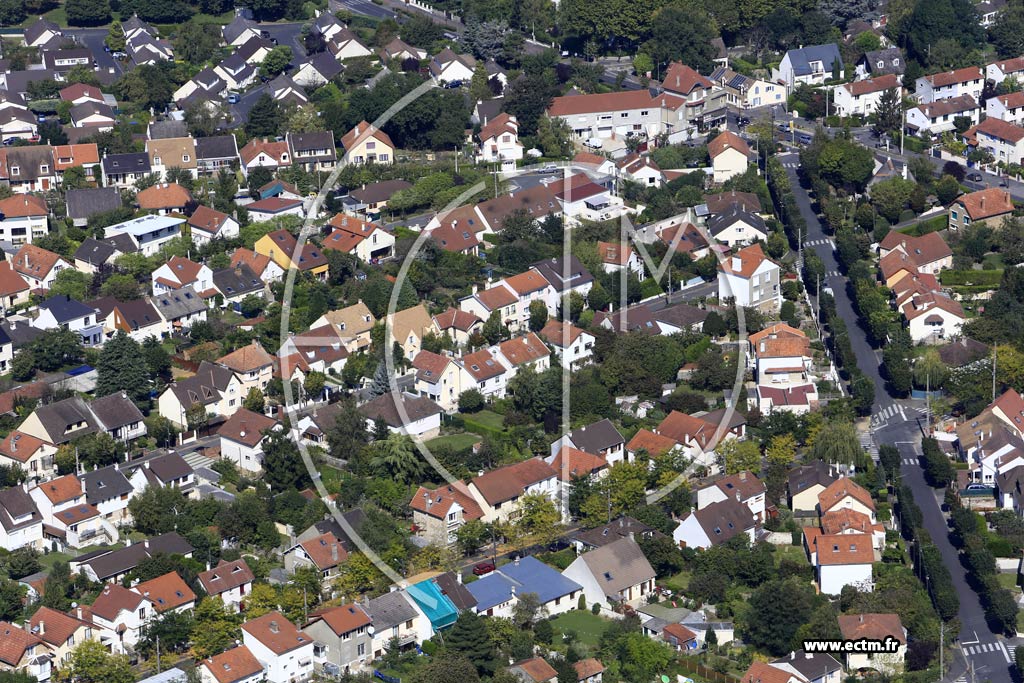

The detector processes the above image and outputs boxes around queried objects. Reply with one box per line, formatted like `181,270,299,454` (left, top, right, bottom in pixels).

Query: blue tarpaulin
407,579,458,630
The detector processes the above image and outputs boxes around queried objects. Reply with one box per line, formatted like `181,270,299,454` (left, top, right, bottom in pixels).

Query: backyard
550,610,614,647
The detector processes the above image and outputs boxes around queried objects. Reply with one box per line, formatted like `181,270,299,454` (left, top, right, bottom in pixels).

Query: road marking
898,405,907,421
999,642,1012,662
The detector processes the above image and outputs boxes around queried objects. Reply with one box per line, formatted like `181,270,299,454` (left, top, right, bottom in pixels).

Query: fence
675,657,737,683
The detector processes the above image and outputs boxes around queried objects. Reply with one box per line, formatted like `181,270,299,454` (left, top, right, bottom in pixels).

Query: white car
584,137,603,149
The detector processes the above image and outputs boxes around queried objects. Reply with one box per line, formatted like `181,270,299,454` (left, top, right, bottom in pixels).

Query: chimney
510,585,516,596
739,472,746,481
456,571,463,584
790,652,795,660
514,556,520,566
859,615,864,623
76,607,83,620
143,539,149,549
269,620,279,634
37,621,44,635
628,531,635,542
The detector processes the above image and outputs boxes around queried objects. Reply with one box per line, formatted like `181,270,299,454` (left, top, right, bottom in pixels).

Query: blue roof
466,557,582,611
786,44,843,76
38,295,96,323
408,579,459,630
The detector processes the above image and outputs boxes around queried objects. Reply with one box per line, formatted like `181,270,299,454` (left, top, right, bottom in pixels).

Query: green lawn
550,610,613,647
997,573,1019,590
427,433,481,451
774,544,809,566
663,570,691,592
466,410,505,429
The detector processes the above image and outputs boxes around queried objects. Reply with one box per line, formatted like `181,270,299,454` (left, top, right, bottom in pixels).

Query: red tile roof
306,603,372,636
340,121,394,152
298,532,348,570
241,611,312,655
90,583,147,621
924,66,983,87
134,572,196,613
53,144,100,171
549,446,607,481
36,474,82,504
461,348,505,381
137,183,192,210
0,622,42,667
0,193,46,217
472,458,557,505
410,482,484,520
708,130,751,159
0,430,44,463
198,559,256,596
626,429,678,456
0,261,29,298
201,645,265,683
718,243,775,278
837,613,906,643
498,332,549,366
813,532,875,565
843,73,900,97
218,408,277,447
818,478,876,514
13,244,64,280
188,205,233,236
662,62,713,94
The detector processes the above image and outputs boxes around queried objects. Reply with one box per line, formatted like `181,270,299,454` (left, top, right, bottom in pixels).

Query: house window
183,155,191,162
357,643,365,656
405,620,413,628
10,166,18,176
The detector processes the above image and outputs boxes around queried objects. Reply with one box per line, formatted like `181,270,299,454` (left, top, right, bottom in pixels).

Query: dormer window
10,166,19,176
893,58,900,66
154,156,161,165
183,155,190,162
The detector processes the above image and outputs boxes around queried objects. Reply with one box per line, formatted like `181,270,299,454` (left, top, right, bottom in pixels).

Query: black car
966,172,983,182
737,117,750,127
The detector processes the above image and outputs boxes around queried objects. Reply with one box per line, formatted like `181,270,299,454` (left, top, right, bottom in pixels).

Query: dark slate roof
24,18,61,46
104,233,140,254
859,48,905,76
75,532,192,580
31,395,99,445
167,360,236,408
81,464,134,505
38,295,96,324
304,51,343,80
148,119,188,140
122,15,154,36
132,452,192,484
152,285,206,319
2,70,59,97
785,44,843,76
223,15,259,44
358,392,443,427
937,338,989,367
42,47,93,71
0,486,41,532
66,187,122,221
350,180,412,204
89,392,144,431
573,516,663,549
530,255,594,295
476,98,504,124
235,36,274,62
772,651,843,679
0,321,44,349
433,572,477,611
567,418,624,454
73,238,117,267
706,207,766,237
195,135,238,161
91,297,161,331
788,461,838,497
651,302,708,330
4,146,55,182
364,590,419,630
0,326,10,347
287,131,336,162
308,509,367,552
69,101,116,122
212,263,264,298
102,152,150,175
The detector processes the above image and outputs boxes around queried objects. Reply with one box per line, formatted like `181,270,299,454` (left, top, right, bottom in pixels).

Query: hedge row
896,484,960,621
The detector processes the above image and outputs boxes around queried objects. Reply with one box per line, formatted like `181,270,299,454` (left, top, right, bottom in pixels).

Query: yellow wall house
254,229,330,281
340,121,395,165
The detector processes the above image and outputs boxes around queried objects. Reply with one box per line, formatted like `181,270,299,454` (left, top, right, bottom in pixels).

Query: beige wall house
709,131,750,184
340,121,395,165
387,303,440,359
146,137,198,180
311,300,376,353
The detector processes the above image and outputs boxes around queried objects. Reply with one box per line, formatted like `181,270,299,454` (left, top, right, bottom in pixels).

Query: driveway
66,27,124,81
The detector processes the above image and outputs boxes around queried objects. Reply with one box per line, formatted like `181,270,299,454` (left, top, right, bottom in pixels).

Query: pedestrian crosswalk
782,161,800,168
804,238,835,248
873,403,908,424
962,641,1012,663
902,458,918,465
825,270,840,278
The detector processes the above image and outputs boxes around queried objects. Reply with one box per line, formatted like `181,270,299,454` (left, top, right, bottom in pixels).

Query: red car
473,562,495,576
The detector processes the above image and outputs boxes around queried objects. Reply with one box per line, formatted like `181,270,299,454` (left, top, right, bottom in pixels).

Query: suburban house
197,559,254,613
217,408,277,474
357,392,443,439
104,214,184,257
905,95,980,136
832,74,901,117
187,206,240,245
773,44,844,90
28,607,95,667
287,131,338,173
510,658,559,683
460,348,510,398
340,122,394,165
986,91,1024,125
302,604,373,674
476,113,523,169
837,614,907,675
708,131,751,184
101,152,152,188
412,350,469,413
429,48,476,85
804,528,876,594
241,612,315,683
948,187,1014,231
410,482,484,547
986,55,1024,84
855,47,905,80
545,90,687,142
0,486,44,551
87,582,153,654
878,231,952,275
31,295,104,347
672,497,756,549
363,590,432,658
152,256,214,296
254,230,329,280
198,646,265,683
469,458,558,522
554,419,626,466
788,462,839,516
538,319,595,371
133,571,196,614
284,531,349,581
717,243,782,312
966,117,1024,164
386,303,440,359
12,244,72,292
195,135,239,176
157,361,243,428
324,214,395,263
914,66,984,103
0,194,48,247
466,556,583,619
706,207,768,247
238,139,291,175
695,471,767,523
561,537,656,610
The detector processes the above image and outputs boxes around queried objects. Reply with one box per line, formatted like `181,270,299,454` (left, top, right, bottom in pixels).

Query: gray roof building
0,486,42,534
364,590,420,630
73,532,193,581
148,119,189,140
566,419,624,456
531,255,594,295
73,238,117,268
784,44,843,77
28,395,100,445
568,537,655,601
90,392,145,432
212,263,264,300
66,187,123,223
81,464,134,506
858,48,905,77
151,285,206,322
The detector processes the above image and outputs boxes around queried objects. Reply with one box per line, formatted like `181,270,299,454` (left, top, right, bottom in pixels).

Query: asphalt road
226,22,306,126
66,27,124,83
780,149,1013,683
332,0,403,22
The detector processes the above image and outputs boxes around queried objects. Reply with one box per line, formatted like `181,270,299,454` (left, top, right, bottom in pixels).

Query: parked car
227,92,240,104
584,137,603,149
473,562,495,575
966,172,983,182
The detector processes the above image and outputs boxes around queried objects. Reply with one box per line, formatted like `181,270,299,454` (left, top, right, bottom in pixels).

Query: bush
591,603,600,615
578,594,586,610
458,389,485,413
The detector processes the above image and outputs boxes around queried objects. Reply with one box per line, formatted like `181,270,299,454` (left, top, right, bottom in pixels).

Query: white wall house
717,243,782,313
914,66,984,103
104,215,184,257
241,612,315,683
832,74,901,117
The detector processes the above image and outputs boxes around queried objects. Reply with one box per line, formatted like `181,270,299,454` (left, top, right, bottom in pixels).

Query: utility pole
939,619,944,679
454,145,459,174
156,634,161,674
900,107,905,156
926,373,931,437
993,346,998,401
